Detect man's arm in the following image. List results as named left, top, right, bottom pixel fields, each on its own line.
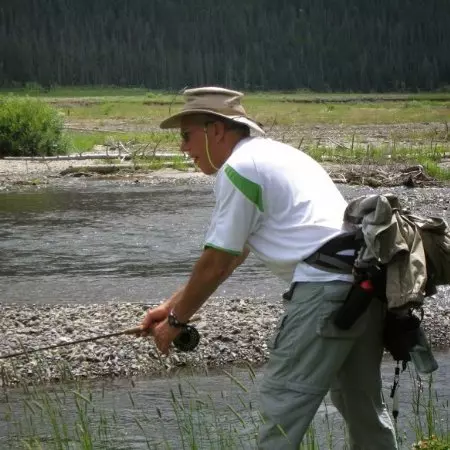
left=171, top=245, right=250, bottom=322
left=141, top=246, right=249, bottom=330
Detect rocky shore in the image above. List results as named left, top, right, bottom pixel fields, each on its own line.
left=0, top=299, right=278, bottom=386
left=0, top=156, right=204, bottom=188
left=1, top=295, right=449, bottom=387
left=1, top=156, right=449, bottom=192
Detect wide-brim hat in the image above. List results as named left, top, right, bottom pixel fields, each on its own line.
left=160, top=87, right=265, bottom=135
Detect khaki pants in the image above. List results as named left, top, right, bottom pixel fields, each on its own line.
left=258, top=281, right=398, bottom=450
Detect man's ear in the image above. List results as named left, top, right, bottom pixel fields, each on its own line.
left=212, top=121, right=227, bottom=143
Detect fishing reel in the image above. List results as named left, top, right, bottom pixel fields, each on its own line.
left=173, top=325, right=200, bottom=352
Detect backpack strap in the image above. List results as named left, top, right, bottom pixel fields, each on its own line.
left=283, top=231, right=364, bottom=301
left=303, top=231, right=363, bottom=274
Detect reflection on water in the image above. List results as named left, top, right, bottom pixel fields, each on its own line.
left=0, top=182, right=286, bottom=304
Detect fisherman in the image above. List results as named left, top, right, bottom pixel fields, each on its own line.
left=140, top=87, right=398, bottom=449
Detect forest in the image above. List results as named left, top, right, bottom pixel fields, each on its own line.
left=1, top=0, right=449, bottom=92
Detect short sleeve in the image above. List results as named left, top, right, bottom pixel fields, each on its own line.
left=204, top=164, right=263, bottom=255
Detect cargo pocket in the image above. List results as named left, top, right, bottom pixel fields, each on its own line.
left=268, top=313, right=289, bottom=351
left=316, top=284, right=368, bottom=339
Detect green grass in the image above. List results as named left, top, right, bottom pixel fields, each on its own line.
left=1, top=87, right=449, bottom=126
left=63, top=131, right=450, bottom=181
left=45, top=99, right=450, bottom=126
left=67, top=130, right=179, bottom=153
left=55, top=101, right=171, bottom=123
left=3, top=85, right=450, bottom=102
left=1, top=84, right=157, bottom=98
left=64, top=128, right=450, bottom=181
left=2, top=86, right=448, bottom=181
left=3, top=364, right=450, bottom=450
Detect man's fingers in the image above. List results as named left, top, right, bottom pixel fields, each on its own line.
left=140, top=307, right=171, bottom=333
left=140, top=311, right=160, bottom=335
left=158, top=340, right=171, bottom=355
left=138, top=318, right=156, bottom=337
left=131, top=325, right=148, bottom=338
left=158, top=345, right=169, bottom=356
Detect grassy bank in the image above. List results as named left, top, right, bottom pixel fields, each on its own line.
left=2, top=364, right=450, bottom=449
left=1, top=86, right=449, bottom=181
left=66, top=130, right=179, bottom=153
left=2, top=86, right=450, bottom=126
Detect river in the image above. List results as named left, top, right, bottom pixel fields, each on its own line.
left=1, top=178, right=450, bottom=449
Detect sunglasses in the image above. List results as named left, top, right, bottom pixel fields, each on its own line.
left=180, top=122, right=215, bottom=143
left=180, top=129, right=191, bottom=143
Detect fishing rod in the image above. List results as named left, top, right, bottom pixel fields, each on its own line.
left=0, top=322, right=200, bottom=360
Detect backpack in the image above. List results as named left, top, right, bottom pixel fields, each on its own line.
left=405, top=214, right=450, bottom=292
left=302, top=198, right=449, bottom=371
left=305, top=195, right=450, bottom=297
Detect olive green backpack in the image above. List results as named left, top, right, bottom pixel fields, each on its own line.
left=405, top=214, right=450, bottom=294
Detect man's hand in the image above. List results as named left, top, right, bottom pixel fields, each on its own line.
left=151, top=319, right=181, bottom=355
left=139, top=247, right=250, bottom=350
left=140, top=303, right=171, bottom=336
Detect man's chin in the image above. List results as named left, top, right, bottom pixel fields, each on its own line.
left=198, top=164, right=218, bottom=176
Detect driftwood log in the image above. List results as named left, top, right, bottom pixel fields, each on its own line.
left=328, top=164, right=441, bottom=187
left=57, top=162, right=441, bottom=187
left=3, top=152, right=181, bottom=161
left=59, top=162, right=193, bottom=176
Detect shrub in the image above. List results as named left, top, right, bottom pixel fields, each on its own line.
left=0, top=96, right=71, bottom=157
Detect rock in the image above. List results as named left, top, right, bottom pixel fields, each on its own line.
left=0, top=294, right=449, bottom=386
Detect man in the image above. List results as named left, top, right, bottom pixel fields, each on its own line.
left=141, top=87, right=398, bottom=449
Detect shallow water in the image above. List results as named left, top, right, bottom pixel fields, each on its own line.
left=1, top=353, right=450, bottom=449
left=1, top=180, right=449, bottom=305
left=0, top=181, right=287, bottom=304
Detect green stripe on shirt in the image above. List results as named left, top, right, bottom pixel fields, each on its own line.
left=204, top=243, right=242, bottom=255
left=224, top=164, right=264, bottom=212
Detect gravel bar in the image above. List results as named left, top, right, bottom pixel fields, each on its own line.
left=1, top=296, right=449, bottom=386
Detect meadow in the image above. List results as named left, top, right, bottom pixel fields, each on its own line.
left=1, top=86, right=449, bottom=181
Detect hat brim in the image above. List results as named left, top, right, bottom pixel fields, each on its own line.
left=160, top=110, right=265, bottom=135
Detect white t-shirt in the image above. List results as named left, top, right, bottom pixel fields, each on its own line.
left=204, top=137, right=353, bottom=283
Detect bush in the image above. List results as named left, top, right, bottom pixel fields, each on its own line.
left=0, top=96, right=71, bottom=157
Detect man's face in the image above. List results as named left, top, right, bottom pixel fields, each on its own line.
left=179, top=118, right=217, bottom=175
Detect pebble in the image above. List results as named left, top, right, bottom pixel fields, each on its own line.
left=0, top=294, right=449, bottom=387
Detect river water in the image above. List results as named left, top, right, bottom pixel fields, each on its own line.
left=1, top=178, right=450, bottom=449
left=0, top=180, right=287, bottom=304
left=1, top=355, right=450, bottom=449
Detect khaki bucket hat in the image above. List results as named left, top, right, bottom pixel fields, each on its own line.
left=160, top=87, right=265, bottom=135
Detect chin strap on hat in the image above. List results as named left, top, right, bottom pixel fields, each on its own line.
left=204, top=126, right=219, bottom=172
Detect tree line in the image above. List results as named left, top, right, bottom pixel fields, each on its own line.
left=1, top=0, right=449, bottom=92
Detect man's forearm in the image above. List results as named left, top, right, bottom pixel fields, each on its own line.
left=222, top=246, right=249, bottom=281
left=171, top=259, right=227, bottom=322
left=171, top=248, right=248, bottom=322
left=164, top=287, right=185, bottom=309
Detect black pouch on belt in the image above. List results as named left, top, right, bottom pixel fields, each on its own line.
left=333, top=279, right=376, bottom=330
